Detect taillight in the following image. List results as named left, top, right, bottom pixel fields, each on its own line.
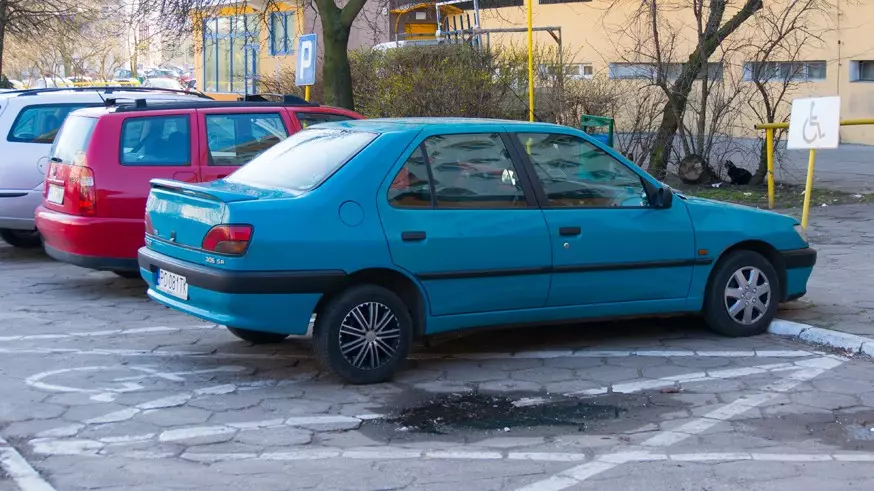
left=70, top=166, right=96, bottom=215
left=201, top=225, right=253, bottom=255
left=144, top=212, right=154, bottom=235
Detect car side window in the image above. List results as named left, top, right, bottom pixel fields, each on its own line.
left=205, top=113, right=288, bottom=166
left=120, top=115, right=191, bottom=166
left=517, top=132, right=648, bottom=208
left=424, top=133, right=527, bottom=209
left=296, top=112, right=355, bottom=129
left=8, top=104, right=92, bottom=144
left=388, top=145, right=433, bottom=208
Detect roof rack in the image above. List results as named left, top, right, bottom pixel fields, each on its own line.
left=12, top=86, right=213, bottom=99
left=109, top=97, right=327, bottom=113
left=239, top=93, right=318, bottom=106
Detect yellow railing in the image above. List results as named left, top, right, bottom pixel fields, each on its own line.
left=755, top=118, right=874, bottom=229
left=69, top=80, right=142, bottom=87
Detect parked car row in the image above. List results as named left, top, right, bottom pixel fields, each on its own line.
left=1, top=86, right=817, bottom=387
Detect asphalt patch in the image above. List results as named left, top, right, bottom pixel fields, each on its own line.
left=386, top=393, right=627, bottom=434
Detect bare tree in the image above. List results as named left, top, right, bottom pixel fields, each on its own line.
left=742, top=0, right=831, bottom=184
left=0, top=0, right=79, bottom=76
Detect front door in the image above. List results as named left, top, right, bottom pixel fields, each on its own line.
left=377, top=130, right=552, bottom=319
left=511, top=131, right=697, bottom=307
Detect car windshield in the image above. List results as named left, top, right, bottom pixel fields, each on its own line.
left=225, top=128, right=377, bottom=192
left=51, top=116, right=97, bottom=163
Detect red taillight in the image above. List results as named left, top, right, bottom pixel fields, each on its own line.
left=70, top=166, right=96, bottom=215
left=201, top=225, right=253, bottom=255
left=144, top=212, right=154, bottom=235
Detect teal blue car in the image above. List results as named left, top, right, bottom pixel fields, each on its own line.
left=138, top=118, right=816, bottom=384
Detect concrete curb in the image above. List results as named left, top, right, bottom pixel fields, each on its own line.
left=769, top=319, right=874, bottom=358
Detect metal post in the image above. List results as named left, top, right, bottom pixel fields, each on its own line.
left=304, top=86, right=311, bottom=102
left=766, top=128, right=775, bottom=210
left=801, top=149, right=816, bottom=230
left=527, top=0, right=535, bottom=122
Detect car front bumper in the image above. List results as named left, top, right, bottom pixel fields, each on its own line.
left=781, top=247, right=817, bottom=302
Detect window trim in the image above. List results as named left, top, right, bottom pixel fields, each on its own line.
left=507, top=132, right=654, bottom=210
left=118, top=115, right=193, bottom=167
left=742, top=60, right=827, bottom=83
left=6, top=103, right=99, bottom=144
left=203, top=111, right=289, bottom=167
left=385, top=131, right=540, bottom=210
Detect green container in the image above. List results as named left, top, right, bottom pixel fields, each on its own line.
left=580, top=114, right=615, bottom=148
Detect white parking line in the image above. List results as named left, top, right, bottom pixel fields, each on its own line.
left=0, top=325, right=215, bottom=343
left=513, top=356, right=845, bottom=491
left=0, top=434, right=57, bottom=491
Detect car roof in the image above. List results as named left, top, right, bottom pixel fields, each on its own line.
left=69, top=99, right=352, bottom=118
left=314, top=117, right=569, bottom=134
left=0, top=88, right=207, bottom=104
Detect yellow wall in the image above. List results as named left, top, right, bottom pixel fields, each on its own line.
left=193, top=2, right=301, bottom=100
left=461, top=1, right=874, bottom=144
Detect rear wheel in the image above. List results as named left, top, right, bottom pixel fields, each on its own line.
left=313, top=284, right=412, bottom=385
left=226, top=326, right=289, bottom=344
left=0, top=229, right=42, bottom=249
left=704, top=250, right=779, bottom=337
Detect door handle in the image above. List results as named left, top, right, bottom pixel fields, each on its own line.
left=401, top=231, right=426, bottom=242
left=559, top=226, right=581, bottom=236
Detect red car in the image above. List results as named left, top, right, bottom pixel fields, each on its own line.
left=36, top=97, right=362, bottom=278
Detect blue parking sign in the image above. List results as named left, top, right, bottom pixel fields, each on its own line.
left=295, top=34, right=317, bottom=86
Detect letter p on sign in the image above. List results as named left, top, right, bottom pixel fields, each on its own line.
left=295, top=33, right=318, bottom=87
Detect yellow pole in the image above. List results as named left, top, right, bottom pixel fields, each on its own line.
left=801, top=149, right=816, bottom=230
left=526, top=0, right=534, bottom=122
left=304, top=86, right=311, bottom=102
left=766, top=128, right=775, bottom=210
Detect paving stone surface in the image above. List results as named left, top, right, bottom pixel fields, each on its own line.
left=1, top=241, right=874, bottom=490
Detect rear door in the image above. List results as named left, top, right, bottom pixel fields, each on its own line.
left=0, top=101, right=100, bottom=193
left=197, top=107, right=292, bottom=182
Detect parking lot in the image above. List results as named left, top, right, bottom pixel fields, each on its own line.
left=1, top=241, right=873, bottom=491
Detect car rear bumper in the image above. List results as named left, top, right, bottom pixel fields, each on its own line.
left=780, top=247, right=816, bottom=302
left=138, top=247, right=341, bottom=334
left=35, top=206, right=144, bottom=269
left=0, top=190, right=42, bottom=230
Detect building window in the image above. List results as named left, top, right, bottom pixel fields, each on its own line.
left=202, top=15, right=260, bottom=94
left=270, top=11, right=294, bottom=55
left=609, top=62, right=723, bottom=81
left=743, top=61, right=827, bottom=82
left=850, top=60, right=874, bottom=82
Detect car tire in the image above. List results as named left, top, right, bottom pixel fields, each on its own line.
left=704, top=250, right=780, bottom=337
left=226, top=326, right=289, bottom=344
left=313, top=284, right=412, bottom=385
left=0, top=229, right=42, bottom=249
left=112, top=271, right=142, bottom=280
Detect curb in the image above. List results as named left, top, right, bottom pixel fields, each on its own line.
left=769, top=319, right=874, bottom=358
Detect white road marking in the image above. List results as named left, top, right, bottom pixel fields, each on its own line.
left=0, top=325, right=215, bottom=343
left=513, top=356, right=845, bottom=491
left=0, top=434, right=57, bottom=491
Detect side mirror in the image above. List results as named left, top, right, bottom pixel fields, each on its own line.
left=642, top=179, right=673, bottom=209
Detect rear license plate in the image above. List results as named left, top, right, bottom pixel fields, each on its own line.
left=156, top=269, right=188, bottom=300
left=46, top=185, right=64, bottom=205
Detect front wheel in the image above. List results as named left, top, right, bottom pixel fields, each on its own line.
left=226, top=326, right=289, bottom=344
left=704, top=250, right=780, bottom=337
left=313, top=284, right=413, bottom=385
left=0, top=229, right=42, bottom=249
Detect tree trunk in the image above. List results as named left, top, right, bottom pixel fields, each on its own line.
left=0, top=0, right=8, bottom=78
left=648, top=0, right=763, bottom=177
left=322, top=28, right=353, bottom=109
left=751, top=137, right=767, bottom=185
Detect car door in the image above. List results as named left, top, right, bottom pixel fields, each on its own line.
left=197, top=108, right=292, bottom=182
left=376, top=128, right=552, bottom=318
left=510, top=131, right=697, bottom=308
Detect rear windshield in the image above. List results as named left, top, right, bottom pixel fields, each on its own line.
left=50, top=116, right=97, bottom=164
left=225, top=128, right=377, bottom=192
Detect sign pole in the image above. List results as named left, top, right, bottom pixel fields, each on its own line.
left=304, top=86, right=311, bottom=102
left=801, top=149, right=816, bottom=230
left=526, top=0, right=534, bottom=122
left=766, top=128, right=775, bottom=210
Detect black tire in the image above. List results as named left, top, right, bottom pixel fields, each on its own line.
left=0, top=229, right=42, bottom=249
left=226, top=326, right=289, bottom=344
left=112, top=270, right=142, bottom=280
left=704, top=250, right=780, bottom=337
left=313, top=284, right=413, bottom=385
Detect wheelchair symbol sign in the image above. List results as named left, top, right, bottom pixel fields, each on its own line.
left=296, top=33, right=318, bottom=86
left=787, top=96, right=841, bottom=150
